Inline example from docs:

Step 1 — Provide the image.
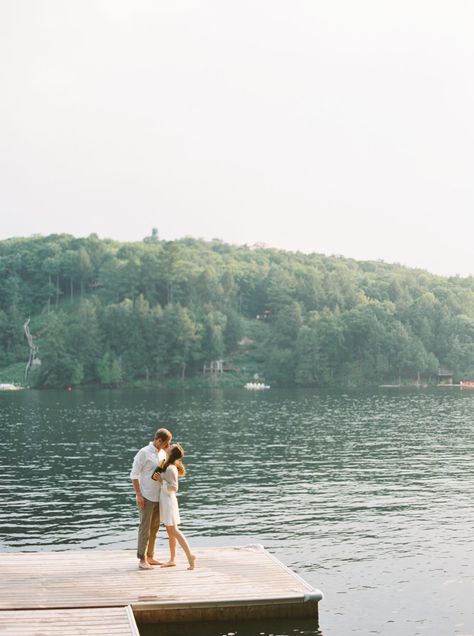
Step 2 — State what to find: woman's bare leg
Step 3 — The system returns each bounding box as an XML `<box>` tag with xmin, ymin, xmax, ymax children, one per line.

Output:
<box><xmin>161</xmin><ymin>526</ymin><xmax>177</xmax><ymax>567</ymax></box>
<box><xmin>165</xmin><ymin>525</ymin><xmax>196</xmax><ymax>569</ymax></box>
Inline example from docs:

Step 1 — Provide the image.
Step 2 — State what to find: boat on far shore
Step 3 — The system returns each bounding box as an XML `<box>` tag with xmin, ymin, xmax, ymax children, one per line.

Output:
<box><xmin>0</xmin><ymin>383</ymin><xmax>23</xmax><ymax>391</ymax></box>
<box><xmin>244</xmin><ymin>382</ymin><xmax>270</xmax><ymax>390</ymax></box>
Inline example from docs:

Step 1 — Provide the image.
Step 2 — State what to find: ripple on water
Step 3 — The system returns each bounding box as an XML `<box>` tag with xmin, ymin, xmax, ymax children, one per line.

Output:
<box><xmin>1</xmin><ymin>388</ymin><xmax>473</xmax><ymax>634</ymax></box>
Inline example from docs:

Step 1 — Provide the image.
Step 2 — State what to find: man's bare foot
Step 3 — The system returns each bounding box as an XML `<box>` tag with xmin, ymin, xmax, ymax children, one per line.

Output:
<box><xmin>138</xmin><ymin>560</ymin><xmax>153</xmax><ymax>570</ymax></box>
<box><xmin>147</xmin><ymin>558</ymin><xmax>162</xmax><ymax>565</ymax></box>
<box><xmin>160</xmin><ymin>561</ymin><xmax>176</xmax><ymax>568</ymax></box>
<box><xmin>187</xmin><ymin>554</ymin><xmax>196</xmax><ymax>570</ymax></box>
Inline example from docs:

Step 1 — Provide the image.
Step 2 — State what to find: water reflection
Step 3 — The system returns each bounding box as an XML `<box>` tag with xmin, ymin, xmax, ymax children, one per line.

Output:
<box><xmin>1</xmin><ymin>387</ymin><xmax>473</xmax><ymax>635</ymax></box>
<box><xmin>140</xmin><ymin>617</ymin><xmax>322</xmax><ymax>636</ymax></box>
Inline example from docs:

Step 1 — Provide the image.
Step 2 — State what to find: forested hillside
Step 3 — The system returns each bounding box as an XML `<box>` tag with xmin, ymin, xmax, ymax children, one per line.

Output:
<box><xmin>1</xmin><ymin>232</ymin><xmax>474</xmax><ymax>388</ymax></box>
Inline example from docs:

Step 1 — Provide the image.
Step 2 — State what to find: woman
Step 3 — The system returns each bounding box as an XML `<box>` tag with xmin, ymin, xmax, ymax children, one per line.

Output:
<box><xmin>152</xmin><ymin>443</ymin><xmax>196</xmax><ymax>570</ymax></box>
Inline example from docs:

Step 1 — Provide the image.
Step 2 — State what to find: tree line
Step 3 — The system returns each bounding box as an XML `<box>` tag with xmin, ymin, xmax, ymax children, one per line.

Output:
<box><xmin>1</xmin><ymin>231</ymin><xmax>473</xmax><ymax>387</ymax></box>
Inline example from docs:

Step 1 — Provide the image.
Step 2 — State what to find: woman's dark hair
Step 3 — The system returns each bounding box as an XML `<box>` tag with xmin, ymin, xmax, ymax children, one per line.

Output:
<box><xmin>163</xmin><ymin>443</ymin><xmax>186</xmax><ymax>476</ymax></box>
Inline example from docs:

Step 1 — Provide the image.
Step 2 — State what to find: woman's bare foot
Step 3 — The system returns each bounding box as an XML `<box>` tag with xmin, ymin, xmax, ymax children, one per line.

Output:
<box><xmin>160</xmin><ymin>561</ymin><xmax>176</xmax><ymax>568</ymax></box>
<box><xmin>187</xmin><ymin>554</ymin><xmax>196</xmax><ymax>570</ymax></box>
<box><xmin>147</xmin><ymin>558</ymin><xmax>162</xmax><ymax>566</ymax></box>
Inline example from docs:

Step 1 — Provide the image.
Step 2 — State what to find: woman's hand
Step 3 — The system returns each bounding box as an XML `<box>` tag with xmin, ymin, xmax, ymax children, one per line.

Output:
<box><xmin>152</xmin><ymin>472</ymin><xmax>162</xmax><ymax>482</ymax></box>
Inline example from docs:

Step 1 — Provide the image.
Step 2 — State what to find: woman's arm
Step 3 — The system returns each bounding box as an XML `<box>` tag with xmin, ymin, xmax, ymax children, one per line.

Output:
<box><xmin>164</xmin><ymin>465</ymin><xmax>179</xmax><ymax>493</ymax></box>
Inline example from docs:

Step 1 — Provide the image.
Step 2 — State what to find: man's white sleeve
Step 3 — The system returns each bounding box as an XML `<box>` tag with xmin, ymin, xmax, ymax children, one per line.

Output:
<box><xmin>130</xmin><ymin>449</ymin><xmax>145</xmax><ymax>480</ymax></box>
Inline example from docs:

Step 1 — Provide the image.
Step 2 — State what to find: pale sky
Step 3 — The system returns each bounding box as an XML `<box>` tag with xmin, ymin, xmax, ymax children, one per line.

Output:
<box><xmin>1</xmin><ymin>1</ymin><xmax>474</xmax><ymax>277</ymax></box>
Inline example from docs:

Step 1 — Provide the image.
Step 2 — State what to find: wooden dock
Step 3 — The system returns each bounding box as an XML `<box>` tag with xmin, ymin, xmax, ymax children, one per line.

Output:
<box><xmin>0</xmin><ymin>545</ymin><xmax>322</xmax><ymax>625</ymax></box>
<box><xmin>0</xmin><ymin>606</ymin><xmax>140</xmax><ymax>636</ymax></box>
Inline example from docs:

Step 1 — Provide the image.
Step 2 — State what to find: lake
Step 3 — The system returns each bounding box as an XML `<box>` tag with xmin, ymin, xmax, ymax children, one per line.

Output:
<box><xmin>0</xmin><ymin>387</ymin><xmax>473</xmax><ymax>635</ymax></box>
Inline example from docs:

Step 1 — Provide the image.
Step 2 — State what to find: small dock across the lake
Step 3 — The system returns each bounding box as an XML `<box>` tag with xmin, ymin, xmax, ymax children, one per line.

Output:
<box><xmin>0</xmin><ymin>545</ymin><xmax>322</xmax><ymax>630</ymax></box>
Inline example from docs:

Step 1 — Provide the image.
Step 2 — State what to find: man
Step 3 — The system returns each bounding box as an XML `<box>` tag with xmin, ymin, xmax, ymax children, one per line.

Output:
<box><xmin>130</xmin><ymin>427</ymin><xmax>172</xmax><ymax>570</ymax></box>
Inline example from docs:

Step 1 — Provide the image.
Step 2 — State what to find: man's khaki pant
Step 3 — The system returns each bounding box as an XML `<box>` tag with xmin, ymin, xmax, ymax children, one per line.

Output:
<box><xmin>137</xmin><ymin>498</ymin><xmax>160</xmax><ymax>560</ymax></box>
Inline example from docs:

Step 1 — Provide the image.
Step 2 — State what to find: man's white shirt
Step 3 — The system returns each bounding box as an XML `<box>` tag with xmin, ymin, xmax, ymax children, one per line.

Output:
<box><xmin>130</xmin><ymin>442</ymin><xmax>167</xmax><ymax>502</ymax></box>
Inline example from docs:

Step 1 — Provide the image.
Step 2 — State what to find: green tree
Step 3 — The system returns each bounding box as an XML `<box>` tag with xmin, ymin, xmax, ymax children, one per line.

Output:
<box><xmin>295</xmin><ymin>325</ymin><xmax>320</xmax><ymax>385</ymax></box>
<box><xmin>67</xmin><ymin>300</ymin><xmax>101</xmax><ymax>383</ymax></box>
<box><xmin>272</xmin><ymin>302</ymin><xmax>303</xmax><ymax>349</ymax></box>
<box><xmin>77</xmin><ymin>247</ymin><xmax>93</xmax><ymax>299</ymax></box>
<box><xmin>265</xmin><ymin>347</ymin><xmax>296</xmax><ymax>385</ymax></box>
<box><xmin>201</xmin><ymin>311</ymin><xmax>227</xmax><ymax>362</ymax></box>
<box><xmin>158</xmin><ymin>304</ymin><xmax>200</xmax><ymax>379</ymax></box>
<box><xmin>37</xmin><ymin>312</ymin><xmax>83</xmax><ymax>387</ymax></box>
<box><xmin>223</xmin><ymin>310</ymin><xmax>244</xmax><ymax>353</ymax></box>
<box><xmin>97</xmin><ymin>351</ymin><xmax>122</xmax><ymax>385</ymax></box>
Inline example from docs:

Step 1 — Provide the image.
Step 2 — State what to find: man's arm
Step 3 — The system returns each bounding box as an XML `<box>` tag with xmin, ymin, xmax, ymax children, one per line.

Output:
<box><xmin>131</xmin><ymin>478</ymin><xmax>145</xmax><ymax>509</ymax></box>
<box><xmin>130</xmin><ymin>449</ymin><xmax>146</xmax><ymax>509</ymax></box>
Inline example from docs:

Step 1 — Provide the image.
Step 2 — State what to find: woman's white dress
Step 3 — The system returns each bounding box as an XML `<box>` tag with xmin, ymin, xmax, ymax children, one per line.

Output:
<box><xmin>159</xmin><ymin>465</ymin><xmax>181</xmax><ymax>526</ymax></box>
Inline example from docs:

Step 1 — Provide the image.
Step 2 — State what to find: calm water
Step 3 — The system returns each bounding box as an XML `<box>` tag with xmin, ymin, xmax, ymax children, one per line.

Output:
<box><xmin>1</xmin><ymin>387</ymin><xmax>473</xmax><ymax>635</ymax></box>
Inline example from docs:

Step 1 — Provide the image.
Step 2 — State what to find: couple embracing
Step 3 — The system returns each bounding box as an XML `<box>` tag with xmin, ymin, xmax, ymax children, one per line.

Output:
<box><xmin>130</xmin><ymin>428</ymin><xmax>196</xmax><ymax>571</ymax></box>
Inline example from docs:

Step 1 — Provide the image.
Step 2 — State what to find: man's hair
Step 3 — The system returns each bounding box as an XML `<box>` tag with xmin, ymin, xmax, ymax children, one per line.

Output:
<box><xmin>154</xmin><ymin>428</ymin><xmax>172</xmax><ymax>442</ymax></box>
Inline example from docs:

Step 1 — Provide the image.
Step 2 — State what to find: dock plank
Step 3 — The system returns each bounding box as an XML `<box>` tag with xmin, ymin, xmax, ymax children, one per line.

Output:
<box><xmin>0</xmin><ymin>546</ymin><xmax>322</xmax><ymax>623</ymax></box>
<box><xmin>0</xmin><ymin>606</ymin><xmax>140</xmax><ymax>636</ymax></box>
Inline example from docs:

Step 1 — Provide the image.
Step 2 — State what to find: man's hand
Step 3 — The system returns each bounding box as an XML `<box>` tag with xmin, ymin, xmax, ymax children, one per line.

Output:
<box><xmin>136</xmin><ymin>494</ymin><xmax>145</xmax><ymax>509</ymax></box>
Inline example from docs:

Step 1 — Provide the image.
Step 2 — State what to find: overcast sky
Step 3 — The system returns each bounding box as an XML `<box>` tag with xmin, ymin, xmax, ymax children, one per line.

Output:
<box><xmin>1</xmin><ymin>1</ymin><xmax>473</xmax><ymax>277</ymax></box>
